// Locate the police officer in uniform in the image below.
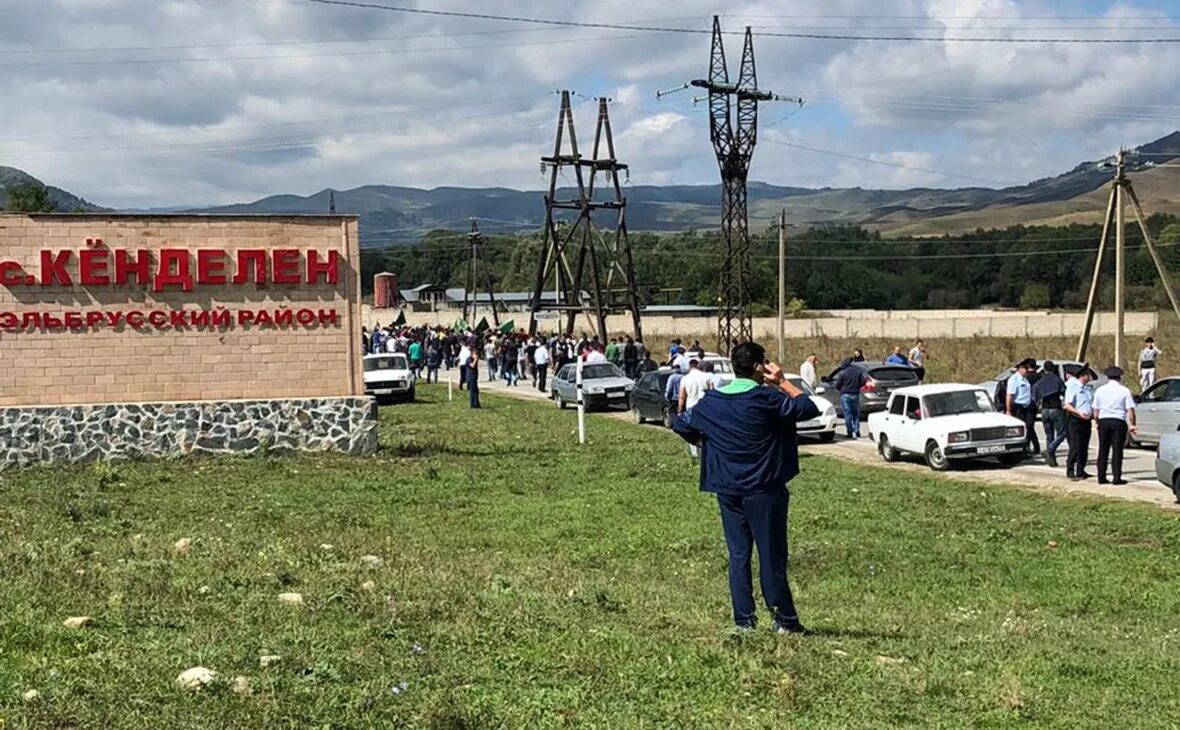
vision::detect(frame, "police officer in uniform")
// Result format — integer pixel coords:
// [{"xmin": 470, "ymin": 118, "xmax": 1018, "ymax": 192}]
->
[
  {"xmin": 1063, "ymin": 364, "xmax": 1094, "ymax": 481},
  {"xmin": 1005, "ymin": 359, "xmax": 1040, "ymax": 455},
  {"xmin": 1093, "ymin": 366, "xmax": 1138, "ymax": 485}
]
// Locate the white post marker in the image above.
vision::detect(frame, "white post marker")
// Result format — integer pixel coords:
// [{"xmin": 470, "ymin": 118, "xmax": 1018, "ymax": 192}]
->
[
  {"xmin": 575, "ymin": 356, "xmax": 586, "ymax": 445},
  {"xmin": 448, "ymin": 377, "xmax": 453, "ymax": 402}
]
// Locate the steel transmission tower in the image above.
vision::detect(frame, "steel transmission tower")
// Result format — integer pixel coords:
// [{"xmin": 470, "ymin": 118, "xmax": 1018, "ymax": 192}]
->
[
  {"xmin": 528, "ymin": 91, "xmax": 643, "ymax": 341},
  {"xmin": 659, "ymin": 16, "xmax": 802, "ymax": 354},
  {"xmin": 462, "ymin": 218, "xmax": 501, "ymax": 327}
]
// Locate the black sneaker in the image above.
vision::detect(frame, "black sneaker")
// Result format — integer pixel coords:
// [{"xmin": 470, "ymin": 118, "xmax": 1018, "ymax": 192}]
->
[
  {"xmin": 1077, "ymin": 471, "xmax": 1092, "ymax": 480},
  {"xmin": 1112, "ymin": 479, "xmax": 1128, "ymax": 486},
  {"xmin": 773, "ymin": 619, "xmax": 810, "ymax": 635},
  {"xmin": 1046, "ymin": 454, "xmax": 1058, "ymax": 467}
]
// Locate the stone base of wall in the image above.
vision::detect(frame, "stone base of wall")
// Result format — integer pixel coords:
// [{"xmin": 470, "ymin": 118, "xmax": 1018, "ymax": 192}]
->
[{"xmin": 0, "ymin": 397, "xmax": 378, "ymax": 471}]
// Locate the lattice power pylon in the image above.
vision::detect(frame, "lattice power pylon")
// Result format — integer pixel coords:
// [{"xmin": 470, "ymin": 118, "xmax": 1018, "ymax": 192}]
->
[
  {"xmin": 658, "ymin": 16, "xmax": 802, "ymax": 354},
  {"xmin": 528, "ymin": 91, "xmax": 643, "ymax": 341}
]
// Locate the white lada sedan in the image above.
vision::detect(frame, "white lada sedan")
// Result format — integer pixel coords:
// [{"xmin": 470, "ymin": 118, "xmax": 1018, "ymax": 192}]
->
[{"xmin": 867, "ymin": 384, "xmax": 1027, "ymax": 471}]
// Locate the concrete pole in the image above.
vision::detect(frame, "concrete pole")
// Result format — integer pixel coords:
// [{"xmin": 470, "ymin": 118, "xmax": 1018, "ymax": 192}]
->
[
  {"xmin": 1076, "ymin": 179, "xmax": 1117, "ymax": 362},
  {"xmin": 1115, "ymin": 149, "xmax": 1127, "ymax": 370},
  {"xmin": 777, "ymin": 208, "xmax": 786, "ymax": 363}
]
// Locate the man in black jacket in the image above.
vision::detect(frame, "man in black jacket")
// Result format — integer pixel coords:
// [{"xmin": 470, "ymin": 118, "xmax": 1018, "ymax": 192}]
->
[
  {"xmin": 623, "ymin": 336, "xmax": 639, "ymax": 379},
  {"xmin": 1031, "ymin": 361, "xmax": 1066, "ymax": 467}
]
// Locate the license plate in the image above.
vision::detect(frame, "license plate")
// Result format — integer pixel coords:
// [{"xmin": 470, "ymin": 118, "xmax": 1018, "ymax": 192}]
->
[
  {"xmin": 977, "ymin": 445, "xmax": 1007, "ymax": 454},
  {"xmin": 374, "ymin": 389, "xmax": 393, "ymax": 395},
  {"xmin": 608, "ymin": 392, "xmax": 625, "ymax": 399}
]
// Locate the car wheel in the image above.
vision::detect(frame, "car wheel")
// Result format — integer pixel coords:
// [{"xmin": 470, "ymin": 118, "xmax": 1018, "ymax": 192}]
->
[
  {"xmin": 556, "ymin": 394, "xmax": 567, "ymax": 410},
  {"xmin": 818, "ymin": 431, "xmax": 836, "ymax": 444},
  {"xmin": 998, "ymin": 453, "xmax": 1024, "ymax": 467},
  {"xmin": 662, "ymin": 407, "xmax": 674, "ymax": 429},
  {"xmin": 406, "ymin": 387, "xmax": 416, "ymax": 403},
  {"xmin": 1172, "ymin": 471, "xmax": 1180, "ymax": 504},
  {"xmin": 925, "ymin": 440, "xmax": 950, "ymax": 471},
  {"xmin": 633, "ymin": 406, "xmax": 645, "ymax": 424},
  {"xmin": 879, "ymin": 435, "xmax": 898, "ymax": 462}
]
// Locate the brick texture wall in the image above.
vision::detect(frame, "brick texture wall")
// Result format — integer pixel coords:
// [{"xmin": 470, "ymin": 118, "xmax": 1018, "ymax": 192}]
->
[{"xmin": 0, "ymin": 214, "xmax": 363, "ymax": 407}]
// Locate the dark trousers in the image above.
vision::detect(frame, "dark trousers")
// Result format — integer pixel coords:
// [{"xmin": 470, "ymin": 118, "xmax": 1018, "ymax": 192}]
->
[
  {"xmin": 1042, "ymin": 408, "xmax": 1067, "ymax": 458},
  {"xmin": 468, "ymin": 379, "xmax": 480, "ymax": 408},
  {"xmin": 1013, "ymin": 404, "xmax": 1040, "ymax": 454},
  {"xmin": 459, "ymin": 364, "xmax": 468, "ymax": 390},
  {"xmin": 1097, "ymin": 418, "xmax": 1127, "ymax": 482},
  {"xmin": 536, "ymin": 363, "xmax": 548, "ymax": 392},
  {"xmin": 1066, "ymin": 416, "xmax": 1091, "ymax": 476},
  {"xmin": 717, "ymin": 489, "xmax": 797, "ymax": 627}
]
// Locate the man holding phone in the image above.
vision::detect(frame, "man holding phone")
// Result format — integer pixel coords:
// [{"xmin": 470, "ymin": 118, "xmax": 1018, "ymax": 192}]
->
[{"xmin": 673, "ymin": 342, "xmax": 819, "ymax": 634}]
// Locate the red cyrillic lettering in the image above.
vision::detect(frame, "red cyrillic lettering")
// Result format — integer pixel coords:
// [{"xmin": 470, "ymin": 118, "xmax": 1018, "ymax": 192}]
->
[
  {"xmin": 43, "ymin": 314, "xmax": 64, "ymax": 330},
  {"xmin": 86, "ymin": 311, "xmax": 104, "ymax": 328},
  {"xmin": 0, "ymin": 261, "xmax": 24, "ymax": 285},
  {"xmin": 64, "ymin": 312, "xmax": 84, "ymax": 329},
  {"xmin": 79, "ymin": 249, "xmax": 110, "ymax": 286},
  {"xmin": 170, "ymin": 310, "xmax": 188, "ymax": 327},
  {"xmin": 21, "ymin": 313, "xmax": 41, "ymax": 328},
  {"xmin": 153, "ymin": 249, "xmax": 193, "ymax": 292},
  {"xmin": 148, "ymin": 311, "xmax": 168, "ymax": 328},
  {"xmin": 254, "ymin": 310, "xmax": 274, "ymax": 326},
  {"xmin": 40, "ymin": 250, "xmax": 73, "ymax": 286},
  {"xmin": 0, "ymin": 313, "xmax": 17, "ymax": 329},
  {"xmin": 190, "ymin": 310, "xmax": 211, "ymax": 327},
  {"xmin": 295, "ymin": 308, "xmax": 315, "ymax": 326},
  {"xmin": 107, "ymin": 311, "xmax": 124, "ymax": 327},
  {"xmin": 272, "ymin": 249, "xmax": 301, "ymax": 284},
  {"xmin": 275, "ymin": 309, "xmax": 293, "ymax": 326},
  {"xmin": 126, "ymin": 311, "xmax": 145, "ymax": 327},
  {"xmin": 238, "ymin": 310, "xmax": 255, "ymax": 325},
  {"xmin": 318, "ymin": 309, "xmax": 339, "ymax": 325},
  {"xmin": 211, "ymin": 310, "xmax": 231, "ymax": 328},
  {"xmin": 196, "ymin": 249, "xmax": 228, "ymax": 285},
  {"xmin": 114, "ymin": 249, "xmax": 151, "ymax": 286},
  {"xmin": 306, "ymin": 250, "xmax": 339, "ymax": 285},
  {"xmin": 233, "ymin": 250, "xmax": 267, "ymax": 284}
]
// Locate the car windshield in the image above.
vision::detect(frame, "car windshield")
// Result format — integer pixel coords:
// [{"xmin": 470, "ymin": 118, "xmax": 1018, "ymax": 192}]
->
[
  {"xmin": 923, "ymin": 390, "xmax": 993, "ymax": 417},
  {"xmin": 365, "ymin": 355, "xmax": 408, "ymax": 371},
  {"xmin": 867, "ymin": 366, "xmax": 916, "ymax": 383},
  {"xmin": 785, "ymin": 376, "xmax": 817, "ymax": 396},
  {"xmin": 582, "ymin": 364, "xmax": 624, "ymax": 379},
  {"xmin": 704, "ymin": 358, "xmax": 733, "ymax": 373}
]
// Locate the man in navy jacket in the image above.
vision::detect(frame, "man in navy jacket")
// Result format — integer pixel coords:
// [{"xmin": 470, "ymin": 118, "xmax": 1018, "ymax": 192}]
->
[{"xmin": 673, "ymin": 341, "xmax": 819, "ymax": 634}]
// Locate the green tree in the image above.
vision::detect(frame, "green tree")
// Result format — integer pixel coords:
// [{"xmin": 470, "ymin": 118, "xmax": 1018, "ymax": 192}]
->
[
  {"xmin": 4, "ymin": 183, "xmax": 55, "ymax": 212},
  {"xmin": 1019, "ymin": 282, "xmax": 1051, "ymax": 309}
]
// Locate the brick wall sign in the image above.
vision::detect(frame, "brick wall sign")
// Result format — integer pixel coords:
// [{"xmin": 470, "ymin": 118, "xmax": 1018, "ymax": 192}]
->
[{"xmin": 0, "ymin": 214, "xmax": 364, "ymax": 407}]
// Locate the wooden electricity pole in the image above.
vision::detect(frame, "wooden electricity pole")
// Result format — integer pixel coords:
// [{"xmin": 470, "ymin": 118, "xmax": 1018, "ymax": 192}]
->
[
  {"xmin": 777, "ymin": 208, "xmax": 786, "ymax": 363},
  {"xmin": 1077, "ymin": 149, "xmax": 1180, "ymax": 363}
]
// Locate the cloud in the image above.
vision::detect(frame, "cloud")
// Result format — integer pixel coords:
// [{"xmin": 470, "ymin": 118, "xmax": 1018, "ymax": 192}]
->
[{"xmin": 0, "ymin": 0, "xmax": 1175, "ymax": 208}]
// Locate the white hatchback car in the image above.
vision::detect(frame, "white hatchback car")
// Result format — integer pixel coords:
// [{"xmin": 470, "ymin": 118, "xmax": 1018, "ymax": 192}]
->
[
  {"xmin": 867, "ymin": 384, "xmax": 1027, "ymax": 471},
  {"xmin": 363, "ymin": 353, "xmax": 416, "ymax": 404}
]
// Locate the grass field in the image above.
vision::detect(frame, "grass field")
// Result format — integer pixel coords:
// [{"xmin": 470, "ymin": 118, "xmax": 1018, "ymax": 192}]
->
[{"xmin": 3, "ymin": 386, "xmax": 1180, "ymax": 728}]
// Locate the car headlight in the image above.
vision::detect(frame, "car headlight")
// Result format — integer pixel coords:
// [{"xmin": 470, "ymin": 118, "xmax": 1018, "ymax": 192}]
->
[
  {"xmin": 948, "ymin": 431, "xmax": 970, "ymax": 444},
  {"xmin": 823, "ymin": 404, "xmax": 835, "ymax": 417},
  {"xmin": 584, "ymin": 386, "xmax": 602, "ymax": 395},
  {"xmin": 1005, "ymin": 426, "xmax": 1025, "ymax": 438}
]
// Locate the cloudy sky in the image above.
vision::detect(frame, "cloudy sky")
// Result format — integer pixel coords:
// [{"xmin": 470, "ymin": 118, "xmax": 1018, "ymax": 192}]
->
[{"xmin": 1, "ymin": 0, "xmax": 1178, "ymax": 208}]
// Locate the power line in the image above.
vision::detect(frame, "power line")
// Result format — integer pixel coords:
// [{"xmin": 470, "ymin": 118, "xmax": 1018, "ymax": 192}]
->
[
  {"xmin": 297, "ymin": 0, "xmax": 1180, "ymax": 43},
  {"xmin": 761, "ymin": 138, "xmax": 1014, "ymax": 186}
]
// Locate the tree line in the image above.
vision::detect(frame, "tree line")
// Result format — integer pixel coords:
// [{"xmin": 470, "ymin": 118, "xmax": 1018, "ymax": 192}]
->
[{"xmin": 361, "ymin": 214, "xmax": 1180, "ymax": 313}]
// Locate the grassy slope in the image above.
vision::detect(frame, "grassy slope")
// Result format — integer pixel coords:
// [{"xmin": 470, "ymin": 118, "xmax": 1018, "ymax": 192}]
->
[{"xmin": 2, "ymin": 387, "xmax": 1179, "ymax": 728}]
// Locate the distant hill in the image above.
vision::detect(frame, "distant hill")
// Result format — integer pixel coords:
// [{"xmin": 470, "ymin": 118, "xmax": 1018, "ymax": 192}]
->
[
  {"xmin": 5, "ymin": 131, "xmax": 1178, "ymax": 242},
  {"xmin": 0, "ymin": 167, "xmax": 105, "ymax": 213}
]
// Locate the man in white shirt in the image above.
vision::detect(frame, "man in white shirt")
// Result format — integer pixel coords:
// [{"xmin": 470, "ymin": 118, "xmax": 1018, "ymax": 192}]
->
[
  {"xmin": 533, "ymin": 340, "xmax": 550, "ymax": 393},
  {"xmin": 908, "ymin": 340, "xmax": 927, "ymax": 383},
  {"xmin": 678, "ymin": 358, "xmax": 714, "ymax": 458},
  {"xmin": 799, "ymin": 354, "xmax": 818, "ymax": 389},
  {"xmin": 585, "ymin": 345, "xmax": 607, "ymax": 364},
  {"xmin": 1139, "ymin": 337, "xmax": 1162, "ymax": 392},
  {"xmin": 457, "ymin": 341, "xmax": 472, "ymax": 390},
  {"xmin": 1093, "ymin": 366, "xmax": 1138, "ymax": 485}
]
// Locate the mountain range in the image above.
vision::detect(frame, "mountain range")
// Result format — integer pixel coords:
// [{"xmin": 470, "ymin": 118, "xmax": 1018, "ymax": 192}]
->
[{"xmin": 4, "ymin": 131, "xmax": 1179, "ymax": 247}]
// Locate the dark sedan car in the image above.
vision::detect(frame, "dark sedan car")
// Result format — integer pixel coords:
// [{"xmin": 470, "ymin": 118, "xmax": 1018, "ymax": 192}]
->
[
  {"xmin": 630, "ymin": 368, "xmax": 676, "ymax": 428},
  {"xmin": 818, "ymin": 361, "xmax": 920, "ymax": 417}
]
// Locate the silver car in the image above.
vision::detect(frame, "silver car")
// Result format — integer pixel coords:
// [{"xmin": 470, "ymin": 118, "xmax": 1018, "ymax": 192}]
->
[
  {"xmin": 1154, "ymin": 431, "xmax": 1180, "ymax": 503},
  {"xmin": 1135, "ymin": 377, "xmax": 1180, "ymax": 447},
  {"xmin": 978, "ymin": 359, "xmax": 1107, "ymax": 411},
  {"xmin": 551, "ymin": 362, "xmax": 634, "ymax": 410}
]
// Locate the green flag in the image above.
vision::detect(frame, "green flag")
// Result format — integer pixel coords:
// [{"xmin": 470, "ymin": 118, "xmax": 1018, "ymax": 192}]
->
[
  {"xmin": 393, "ymin": 311, "xmax": 407, "ymax": 327},
  {"xmin": 475, "ymin": 316, "xmax": 490, "ymax": 333},
  {"xmin": 498, "ymin": 320, "xmax": 515, "ymax": 334},
  {"xmin": 454, "ymin": 318, "xmax": 468, "ymax": 332}
]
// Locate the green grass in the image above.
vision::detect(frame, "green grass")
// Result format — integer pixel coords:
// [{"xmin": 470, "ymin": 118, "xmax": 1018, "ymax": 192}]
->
[{"xmin": 2, "ymin": 386, "xmax": 1179, "ymax": 728}]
